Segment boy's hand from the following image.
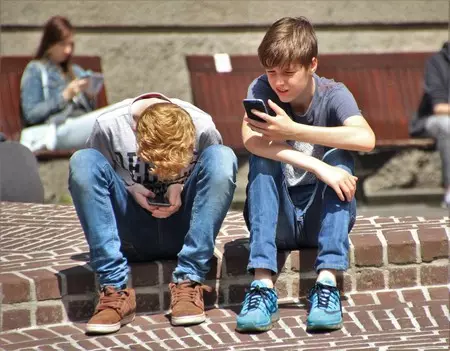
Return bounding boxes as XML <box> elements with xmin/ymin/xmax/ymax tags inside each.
<box><xmin>244</xmin><ymin>99</ymin><xmax>296</xmax><ymax>141</ymax></box>
<box><xmin>149</xmin><ymin>183</ymin><xmax>183</xmax><ymax>219</ymax></box>
<box><xmin>314</xmin><ymin>164</ymin><xmax>358</xmax><ymax>202</ymax></box>
<box><xmin>126</xmin><ymin>183</ymin><xmax>155</xmax><ymax>210</ymax></box>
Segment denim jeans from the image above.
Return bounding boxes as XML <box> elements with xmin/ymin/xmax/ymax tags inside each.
<box><xmin>69</xmin><ymin>145</ymin><xmax>237</xmax><ymax>288</ymax></box>
<box><xmin>425</xmin><ymin>115</ymin><xmax>450</xmax><ymax>187</ymax></box>
<box><xmin>243</xmin><ymin>148</ymin><xmax>356</xmax><ymax>274</ymax></box>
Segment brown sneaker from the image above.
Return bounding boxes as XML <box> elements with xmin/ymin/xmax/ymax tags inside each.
<box><xmin>86</xmin><ymin>286</ymin><xmax>136</xmax><ymax>334</ymax></box>
<box><xmin>169</xmin><ymin>281</ymin><xmax>212</xmax><ymax>326</ymax></box>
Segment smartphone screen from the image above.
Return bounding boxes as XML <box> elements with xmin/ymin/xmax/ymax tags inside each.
<box><xmin>243</xmin><ymin>99</ymin><xmax>268</xmax><ymax>123</ymax></box>
<box><xmin>147</xmin><ymin>193</ymin><xmax>171</xmax><ymax>207</ymax></box>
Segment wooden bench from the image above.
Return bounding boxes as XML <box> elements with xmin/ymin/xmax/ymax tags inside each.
<box><xmin>186</xmin><ymin>52</ymin><xmax>435</xmax><ymax>201</ymax></box>
<box><xmin>0</xmin><ymin>56</ymin><xmax>108</xmax><ymax>160</ymax></box>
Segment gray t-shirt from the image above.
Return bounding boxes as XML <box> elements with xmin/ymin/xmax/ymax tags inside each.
<box><xmin>247</xmin><ymin>74</ymin><xmax>361</xmax><ymax>187</ymax></box>
<box><xmin>87</xmin><ymin>92</ymin><xmax>222</xmax><ymax>192</ymax></box>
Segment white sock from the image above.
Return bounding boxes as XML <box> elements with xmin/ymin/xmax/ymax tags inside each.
<box><xmin>317</xmin><ymin>270</ymin><xmax>337</xmax><ymax>286</ymax></box>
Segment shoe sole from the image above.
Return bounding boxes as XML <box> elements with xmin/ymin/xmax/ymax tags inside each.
<box><xmin>306</xmin><ymin>322</ymin><xmax>343</xmax><ymax>332</ymax></box>
<box><xmin>235</xmin><ymin>311</ymin><xmax>280</xmax><ymax>333</ymax></box>
<box><xmin>86</xmin><ymin>313</ymin><xmax>135</xmax><ymax>334</ymax></box>
<box><xmin>171</xmin><ymin>313</ymin><xmax>206</xmax><ymax>326</ymax></box>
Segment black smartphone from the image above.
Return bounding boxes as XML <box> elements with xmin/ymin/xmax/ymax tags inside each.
<box><xmin>243</xmin><ymin>99</ymin><xmax>268</xmax><ymax>123</ymax></box>
<box><xmin>147</xmin><ymin>193</ymin><xmax>171</xmax><ymax>207</ymax></box>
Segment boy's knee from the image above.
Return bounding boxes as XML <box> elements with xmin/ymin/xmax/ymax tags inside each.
<box><xmin>201</xmin><ymin>145</ymin><xmax>237</xmax><ymax>179</ymax></box>
<box><xmin>322</xmin><ymin>149</ymin><xmax>355</xmax><ymax>174</ymax></box>
<box><xmin>249</xmin><ymin>154</ymin><xmax>280</xmax><ymax>175</ymax></box>
<box><xmin>69</xmin><ymin>149</ymin><xmax>105</xmax><ymax>184</ymax></box>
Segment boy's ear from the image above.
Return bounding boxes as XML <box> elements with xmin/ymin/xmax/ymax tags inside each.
<box><xmin>310</xmin><ymin>57</ymin><xmax>318</xmax><ymax>73</ymax></box>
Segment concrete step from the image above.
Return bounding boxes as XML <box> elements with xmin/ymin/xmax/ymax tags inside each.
<box><xmin>0</xmin><ymin>202</ymin><xmax>448</xmax><ymax>332</ymax></box>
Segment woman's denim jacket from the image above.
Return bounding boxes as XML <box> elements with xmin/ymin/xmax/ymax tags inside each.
<box><xmin>20</xmin><ymin>59</ymin><xmax>94</xmax><ymax>126</ymax></box>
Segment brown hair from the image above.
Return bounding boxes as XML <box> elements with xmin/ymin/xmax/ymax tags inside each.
<box><xmin>35</xmin><ymin>16</ymin><xmax>74</xmax><ymax>77</ymax></box>
<box><xmin>136</xmin><ymin>102</ymin><xmax>196</xmax><ymax>181</ymax></box>
<box><xmin>258</xmin><ymin>16</ymin><xmax>318</xmax><ymax>69</ymax></box>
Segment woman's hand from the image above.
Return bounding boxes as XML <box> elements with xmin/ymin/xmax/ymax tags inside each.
<box><xmin>62</xmin><ymin>78</ymin><xmax>88</xmax><ymax>101</ymax></box>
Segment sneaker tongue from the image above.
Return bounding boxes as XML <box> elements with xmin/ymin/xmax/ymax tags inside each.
<box><xmin>251</xmin><ymin>280</ymin><xmax>269</xmax><ymax>288</ymax></box>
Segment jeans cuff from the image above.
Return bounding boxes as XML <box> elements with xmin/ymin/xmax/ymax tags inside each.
<box><xmin>172</xmin><ymin>272</ymin><xmax>204</xmax><ymax>284</ymax></box>
<box><xmin>315</xmin><ymin>263</ymin><xmax>348</xmax><ymax>272</ymax></box>
<box><xmin>247</xmin><ymin>262</ymin><xmax>278</xmax><ymax>275</ymax></box>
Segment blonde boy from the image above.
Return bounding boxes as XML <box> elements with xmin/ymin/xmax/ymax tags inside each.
<box><xmin>69</xmin><ymin>93</ymin><xmax>237</xmax><ymax>334</ymax></box>
<box><xmin>236</xmin><ymin>17</ymin><xmax>375</xmax><ymax>332</ymax></box>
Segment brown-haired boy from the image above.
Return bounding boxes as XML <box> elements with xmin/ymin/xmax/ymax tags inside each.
<box><xmin>69</xmin><ymin>93</ymin><xmax>237</xmax><ymax>334</ymax></box>
<box><xmin>236</xmin><ymin>17</ymin><xmax>375</xmax><ymax>332</ymax></box>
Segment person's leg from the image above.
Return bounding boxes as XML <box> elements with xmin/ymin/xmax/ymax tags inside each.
<box><xmin>425</xmin><ymin>115</ymin><xmax>450</xmax><ymax>206</ymax></box>
<box><xmin>161</xmin><ymin>145</ymin><xmax>237</xmax><ymax>325</ymax></box>
<box><xmin>301</xmin><ymin>148</ymin><xmax>356</xmax><ymax>331</ymax></box>
<box><xmin>69</xmin><ymin>148</ymin><xmax>162</xmax><ymax>334</ymax></box>
<box><xmin>56</xmin><ymin>101</ymin><xmax>128</xmax><ymax>150</ymax></box>
<box><xmin>237</xmin><ymin>154</ymin><xmax>300</xmax><ymax>332</ymax></box>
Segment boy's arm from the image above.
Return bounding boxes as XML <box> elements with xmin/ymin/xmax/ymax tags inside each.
<box><xmin>247</xmin><ymin>98</ymin><xmax>375</xmax><ymax>152</ymax></box>
<box><xmin>242</xmin><ymin>119</ymin><xmax>357</xmax><ymax>201</ymax></box>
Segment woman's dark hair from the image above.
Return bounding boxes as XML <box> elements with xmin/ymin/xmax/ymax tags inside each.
<box><xmin>35</xmin><ymin>16</ymin><xmax>74</xmax><ymax>74</ymax></box>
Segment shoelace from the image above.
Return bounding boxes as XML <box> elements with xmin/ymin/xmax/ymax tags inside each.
<box><xmin>308</xmin><ymin>283</ymin><xmax>340</xmax><ymax>310</ymax></box>
<box><xmin>97</xmin><ymin>287</ymin><xmax>129</xmax><ymax>313</ymax></box>
<box><xmin>170</xmin><ymin>282</ymin><xmax>212</xmax><ymax>306</ymax></box>
<box><xmin>243</xmin><ymin>286</ymin><xmax>274</xmax><ymax>313</ymax></box>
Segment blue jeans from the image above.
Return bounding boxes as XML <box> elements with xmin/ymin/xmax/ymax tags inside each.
<box><xmin>69</xmin><ymin>145</ymin><xmax>237</xmax><ymax>288</ymax></box>
<box><xmin>243</xmin><ymin>148</ymin><xmax>356</xmax><ymax>274</ymax></box>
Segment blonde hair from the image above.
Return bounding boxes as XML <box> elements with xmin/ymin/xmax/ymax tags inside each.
<box><xmin>258</xmin><ymin>16</ymin><xmax>318</xmax><ymax>69</ymax></box>
<box><xmin>136</xmin><ymin>102</ymin><xmax>196</xmax><ymax>180</ymax></box>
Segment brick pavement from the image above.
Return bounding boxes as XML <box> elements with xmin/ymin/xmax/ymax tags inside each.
<box><xmin>0</xmin><ymin>202</ymin><xmax>449</xmax><ymax>348</ymax></box>
<box><xmin>0</xmin><ymin>285</ymin><xmax>448</xmax><ymax>350</ymax></box>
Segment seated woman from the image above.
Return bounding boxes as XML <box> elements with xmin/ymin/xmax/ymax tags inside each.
<box><xmin>20</xmin><ymin>15</ymin><xmax>107</xmax><ymax>152</ymax></box>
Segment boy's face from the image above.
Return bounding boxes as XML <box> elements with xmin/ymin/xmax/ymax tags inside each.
<box><xmin>265</xmin><ymin>59</ymin><xmax>316</xmax><ymax>104</ymax></box>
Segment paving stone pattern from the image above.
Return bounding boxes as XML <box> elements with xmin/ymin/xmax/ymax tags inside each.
<box><xmin>0</xmin><ymin>202</ymin><xmax>449</xmax><ymax>349</ymax></box>
<box><xmin>0</xmin><ymin>286</ymin><xmax>448</xmax><ymax>350</ymax></box>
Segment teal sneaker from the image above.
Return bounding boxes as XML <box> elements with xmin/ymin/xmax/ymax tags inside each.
<box><xmin>306</xmin><ymin>278</ymin><xmax>343</xmax><ymax>332</ymax></box>
<box><xmin>236</xmin><ymin>280</ymin><xmax>279</xmax><ymax>332</ymax></box>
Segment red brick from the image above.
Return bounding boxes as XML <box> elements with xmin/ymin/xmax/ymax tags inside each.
<box><xmin>67</xmin><ymin>299</ymin><xmax>95</xmax><ymax>321</ymax></box>
<box><xmin>376</xmin><ymin>291</ymin><xmax>402</xmax><ymax>308</ymax></box>
<box><xmin>136</xmin><ymin>293</ymin><xmax>160</xmax><ymax>313</ymax></box>
<box><xmin>356</xmin><ymin>269</ymin><xmax>385</xmax><ymax>291</ymax></box>
<box><xmin>351</xmin><ymin>234</ymin><xmax>383</xmax><ymax>267</ymax></box>
<box><xmin>420</xmin><ymin>265</ymin><xmax>449</xmax><ymax>285</ymax></box>
<box><xmin>417</xmin><ymin>227</ymin><xmax>448</xmax><ymax>262</ymax></box>
<box><xmin>290</xmin><ymin>249</ymin><xmax>317</xmax><ymax>272</ymax></box>
<box><xmin>2</xmin><ymin>309</ymin><xmax>31</xmax><ymax>331</ymax></box>
<box><xmin>0</xmin><ymin>273</ymin><xmax>30</xmax><ymax>303</ymax></box>
<box><xmin>58</xmin><ymin>266</ymin><xmax>96</xmax><ymax>294</ymax></box>
<box><xmin>36</xmin><ymin>305</ymin><xmax>64</xmax><ymax>325</ymax></box>
<box><xmin>223</xmin><ymin>241</ymin><xmax>249</xmax><ymax>276</ymax></box>
<box><xmin>351</xmin><ymin>293</ymin><xmax>376</xmax><ymax>306</ymax></box>
<box><xmin>383</xmin><ymin>230</ymin><xmax>417</xmax><ymax>264</ymax></box>
<box><xmin>428</xmin><ymin>286</ymin><xmax>449</xmax><ymax>300</ymax></box>
<box><xmin>388</xmin><ymin>267</ymin><xmax>417</xmax><ymax>288</ymax></box>
<box><xmin>401</xmin><ymin>288</ymin><xmax>426</xmax><ymax>302</ymax></box>
<box><xmin>205</xmin><ymin>255</ymin><xmax>220</xmax><ymax>279</ymax></box>
<box><xmin>130</xmin><ymin>262</ymin><xmax>159</xmax><ymax>287</ymax></box>
<box><xmin>162</xmin><ymin>260</ymin><xmax>177</xmax><ymax>284</ymax></box>
<box><xmin>23</xmin><ymin>269</ymin><xmax>61</xmax><ymax>301</ymax></box>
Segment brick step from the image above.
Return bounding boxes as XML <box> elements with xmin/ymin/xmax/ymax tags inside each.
<box><xmin>0</xmin><ymin>202</ymin><xmax>448</xmax><ymax>332</ymax></box>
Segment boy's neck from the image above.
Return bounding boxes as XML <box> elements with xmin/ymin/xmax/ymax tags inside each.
<box><xmin>290</xmin><ymin>75</ymin><xmax>315</xmax><ymax>115</ymax></box>
<box><xmin>131</xmin><ymin>97</ymin><xmax>166</xmax><ymax>119</ymax></box>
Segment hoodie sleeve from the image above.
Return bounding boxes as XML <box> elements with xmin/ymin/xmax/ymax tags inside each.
<box><xmin>424</xmin><ymin>54</ymin><xmax>449</xmax><ymax>106</ymax></box>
